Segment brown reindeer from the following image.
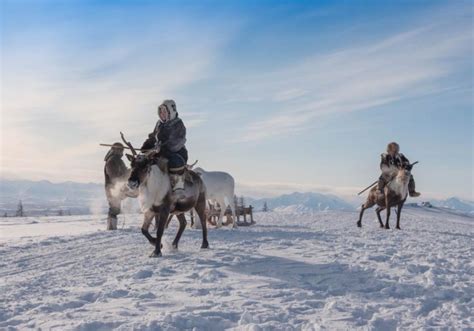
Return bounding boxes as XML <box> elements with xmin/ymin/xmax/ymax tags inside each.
<box><xmin>357</xmin><ymin>163</ymin><xmax>416</xmax><ymax>230</ymax></box>
<box><xmin>121</xmin><ymin>133</ymin><xmax>209</xmax><ymax>257</ymax></box>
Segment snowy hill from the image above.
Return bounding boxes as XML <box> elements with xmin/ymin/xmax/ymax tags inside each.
<box><xmin>247</xmin><ymin>191</ymin><xmax>355</xmax><ymax>212</ymax></box>
<box><xmin>1</xmin><ymin>208</ymin><xmax>472</xmax><ymax>329</ymax></box>
<box><xmin>431</xmin><ymin>197</ymin><xmax>474</xmax><ymax>215</ymax></box>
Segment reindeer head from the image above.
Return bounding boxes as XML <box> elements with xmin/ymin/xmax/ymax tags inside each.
<box><xmin>119</xmin><ymin>132</ymin><xmax>151</xmax><ymax>189</ymax></box>
<box><xmin>396</xmin><ymin>163</ymin><xmax>412</xmax><ymax>182</ymax></box>
<box><xmin>127</xmin><ymin>153</ymin><xmax>151</xmax><ymax>189</ymax></box>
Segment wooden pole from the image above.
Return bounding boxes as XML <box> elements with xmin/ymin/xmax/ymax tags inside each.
<box><xmin>357</xmin><ymin>180</ymin><xmax>378</xmax><ymax>196</ymax></box>
<box><xmin>357</xmin><ymin>161</ymin><xmax>419</xmax><ymax>196</ymax></box>
<box><xmin>99</xmin><ymin>144</ymin><xmax>147</xmax><ymax>152</ymax></box>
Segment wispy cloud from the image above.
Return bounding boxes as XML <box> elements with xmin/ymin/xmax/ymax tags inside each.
<box><xmin>181</xmin><ymin>112</ymin><xmax>209</xmax><ymax>129</ymax></box>
<box><xmin>1</xmin><ymin>10</ymin><xmax>234</xmax><ymax>181</ymax></box>
<box><xmin>233</xmin><ymin>11</ymin><xmax>471</xmax><ymax>141</ymax></box>
<box><xmin>1</xmin><ymin>1</ymin><xmax>471</xmax><ymax>202</ymax></box>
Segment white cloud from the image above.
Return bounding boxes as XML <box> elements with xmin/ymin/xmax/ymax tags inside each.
<box><xmin>180</xmin><ymin>111</ymin><xmax>209</xmax><ymax>129</ymax></box>
<box><xmin>1</xmin><ymin>10</ymin><xmax>237</xmax><ymax>182</ymax></box>
<box><xmin>272</xmin><ymin>88</ymin><xmax>308</xmax><ymax>102</ymax></box>
<box><xmin>233</xmin><ymin>9</ymin><xmax>472</xmax><ymax>141</ymax></box>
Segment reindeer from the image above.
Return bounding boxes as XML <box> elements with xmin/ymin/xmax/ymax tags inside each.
<box><xmin>120</xmin><ymin>133</ymin><xmax>209</xmax><ymax>257</ymax></box>
<box><xmin>357</xmin><ymin>163</ymin><xmax>416</xmax><ymax>230</ymax></box>
<box><xmin>193</xmin><ymin>167</ymin><xmax>237</xmax><ymax>228</ymax></box>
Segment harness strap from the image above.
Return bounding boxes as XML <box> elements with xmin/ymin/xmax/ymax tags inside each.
<box><xmin>169</xmin><ymin>166</ymin><xmax>185</xmax><ymax>172</ymax></box>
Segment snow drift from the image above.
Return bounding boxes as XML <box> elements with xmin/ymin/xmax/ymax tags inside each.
<box><xmin>1</xmin><ymin>207</ymin><xmax>472</xmax><ymax>330</ymax></box>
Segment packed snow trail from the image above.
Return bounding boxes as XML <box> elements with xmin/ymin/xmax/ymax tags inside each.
<box><xmin>1</xmin><ymin>209</ymin><xmax>472</xmax><ymax>330</ymax></box>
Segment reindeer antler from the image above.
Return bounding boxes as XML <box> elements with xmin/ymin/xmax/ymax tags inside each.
<box><xmin>120</xmin><ymin>132</ymin><xmax>138</xmax><ymax>156</ymax></box>
<box><xmin>189</xmin><ymin>160</ymin><xmax>198</xmax><ymax>169</ymax></box>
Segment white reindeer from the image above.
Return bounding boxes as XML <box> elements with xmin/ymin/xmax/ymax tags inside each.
<box><xmin>193</xmin><ymin>167</ymin><xmax>237</xmax><ymax>228</ymax></box>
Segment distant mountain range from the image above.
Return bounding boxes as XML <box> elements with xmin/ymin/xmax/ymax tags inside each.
<box><xmin>0</xmin><ymin>179</ymin><xmax>103</xmax><ymax>201</ymax></box>
<box><xmin>1</xmin><ymin>178</ymin><xmax>472</xmax><ymax>217</ymax></box>
<box><xmin>0</xmin><ymin>179</ymin><xmax>106</xmax><ymax>216</ymax></box>
<box><xmin>430</xmin><ymin>197</ymin><xmax>474</xmax><ymax>215</ymax></box>
<box><xmin>247</xmin><ymin>192</ymin><xmax>473</xmax><ymax>216</ymax></box>
<box><xmin>246</xmin><ymin>192</ymin><xmax>355</xmax><ymax>212</ymax></box>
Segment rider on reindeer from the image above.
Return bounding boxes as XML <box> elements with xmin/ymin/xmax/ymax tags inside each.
<box><xmin>378</xmin><ymin>142</ymin><xmax>420</xmax><ymax>197</ymax></box>
<box><xmin>139</xmin><ymin>99</ymin><xmax>188</xmax><ymax>193</ymax></box>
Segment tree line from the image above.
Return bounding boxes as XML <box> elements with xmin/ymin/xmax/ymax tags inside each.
<box><xmin>1</xmin><ymin>200</ymin><xmax>72</xmax><ymax>217</ymax></box>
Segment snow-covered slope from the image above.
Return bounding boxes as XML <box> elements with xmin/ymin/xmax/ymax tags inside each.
<box><xmin>431</xmin><ymin>197</ymin><xmax>474</xmax><ymax>216</ymax></box>
<box><xmin>248</xmin><ymin>192</ymin><xmax>355</xmax><ymax>212</ymax></box>
<box><xmin>1</xmin><ymin>208</ymin><xmax>472</xmax><ymax>330</ymax></box>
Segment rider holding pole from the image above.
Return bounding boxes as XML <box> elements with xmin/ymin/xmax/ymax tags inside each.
<box><xmin>378</xmin><ymin>142</ymin><xmax>420</xmax><ymax>197</ymax></box>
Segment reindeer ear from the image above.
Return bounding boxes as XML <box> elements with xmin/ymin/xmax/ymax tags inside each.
<box><xmin>126</xmin><ymin>154</ymin><xmax>134</xmax><ymax>162</ymax></box>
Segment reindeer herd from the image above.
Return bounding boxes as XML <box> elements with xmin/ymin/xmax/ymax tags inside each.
<box><xmin>117</xmin><ymin>133</ymin><xmax>417</xmax><ymax>257</ymax></box>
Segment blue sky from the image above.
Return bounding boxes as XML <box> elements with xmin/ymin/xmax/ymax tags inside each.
<box><xmin>1</xmin><ymin>0</ymin><xmax>472</xmax><ymax>200</ymax></box>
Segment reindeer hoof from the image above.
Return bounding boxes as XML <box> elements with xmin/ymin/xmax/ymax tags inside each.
<box><xmin>356</xmin><ymin>221</ymin><xmax>362</xmax><ymax>228</ymax></box>
<box><xmin>385</xmin><ymin>225</ymin><xmax>390</xmax><ymax>230</ymax></box>
<box><xmin>149</xmin><ymin>251</ymin><xmax>162</xmax><ymax>258</ymax></box>
<box><xmin>396</xmin><ymin>226</ymin><xmax>401</xmax><ymax>230</ymax></box>
<box><xmin>201</xmin><ymin>242</ymin><xmax>209</xmax><ymax>249</ymax></box>
<box><xmin>172</xmin><ymin>243</ymin><xmax>178</xmax><ymax>249</ymax></box>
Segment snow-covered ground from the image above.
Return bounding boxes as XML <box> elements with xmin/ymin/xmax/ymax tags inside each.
<box><xmin>1</xmin><ymin>208</ymin><xmax>473</xmax><ymax>330</ymax></box>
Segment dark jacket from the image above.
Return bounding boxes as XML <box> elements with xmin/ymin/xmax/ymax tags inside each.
<box><xmin>104</xmin><ymin>154</ymin><xmax>128</xmax><ymax>187</ymax></box>
<box><xmin>380</xmin><ymin>153</ymin><xmax>410</xmax><ymax>171</ymax></box>
<box><xmin>141</xmin><ymin>118</ymin><xmax>187</xmax><ymax>154</ymax></box>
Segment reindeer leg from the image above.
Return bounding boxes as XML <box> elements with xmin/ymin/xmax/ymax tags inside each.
<box><xmin>358</xmin><ymin>198</ymin><xmax>376</xmax><ymax>227</ymax></box>
<box><xmin>376</xmin><ymin>207</ymin><xmax>385</xmax><ymax>228</ymax></box>
<box><xmin>196</xmin><ymin>192</ymin><xmax>209</xmax><ymax>249</ymax></box>
<box><xmin>384</xmin><ymin>192</ymin><xmax>391</xmax><ymax>229</ymax></box>
<box><xmin>150</xmin><ymin>205</ymin><xmax>170</xmax><ymax>257</ymax></box>
<box><xmin>385</xmin><ymin>208</ymin><xmax>391</xmax><ymax>229</ymax></box>
<box><xmin>215</xmin><ymin>198</ymin><xmax>225</xmax><ymax>228</ymax></box>
<box><xmin>396</xmin><ymin>202</ymin><xmax>404</xmax><ymax>230</ymax></box>
<box><xmin>357</xmin><ymin>204</ymin><xmax>366</xmax><ymax>227</ymax></box>
<box><xmin>190</xmin><ymin>209</ymin><xmax>195</xmax><ymax>228</ymax></box>
<box><xmin>141</xmin><ymin>210</ymin><xmax>156</xmax><ymax>245</ymax></box>
<box><xmin>165</xmin><ymin>214</ymin><xmax>173</xmax><ymax>229</ymax></box>
<box><xmin>229</xmin><ymin>197</ymin><xmax>238</xmax><ymax>228</ymax></box>
<box><xmin>172</xmin><ymin>214</ymin><xmax>187</xmax><ymax>249</ymax></box>
<box><xmin>385</xmin><ymin>209</ymin><xmax>391</xmax><ymax>229</ymax></box>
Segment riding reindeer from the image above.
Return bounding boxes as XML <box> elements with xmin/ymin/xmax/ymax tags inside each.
<box><xmin>357</xmin><ymin>162</ymin><xmax>417</xmax><ymax>230</ymax></box>
<box><xmin>120</xmin><ymin>133</ymin><xmax>209</xmax><ymax>257</ymax></box>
